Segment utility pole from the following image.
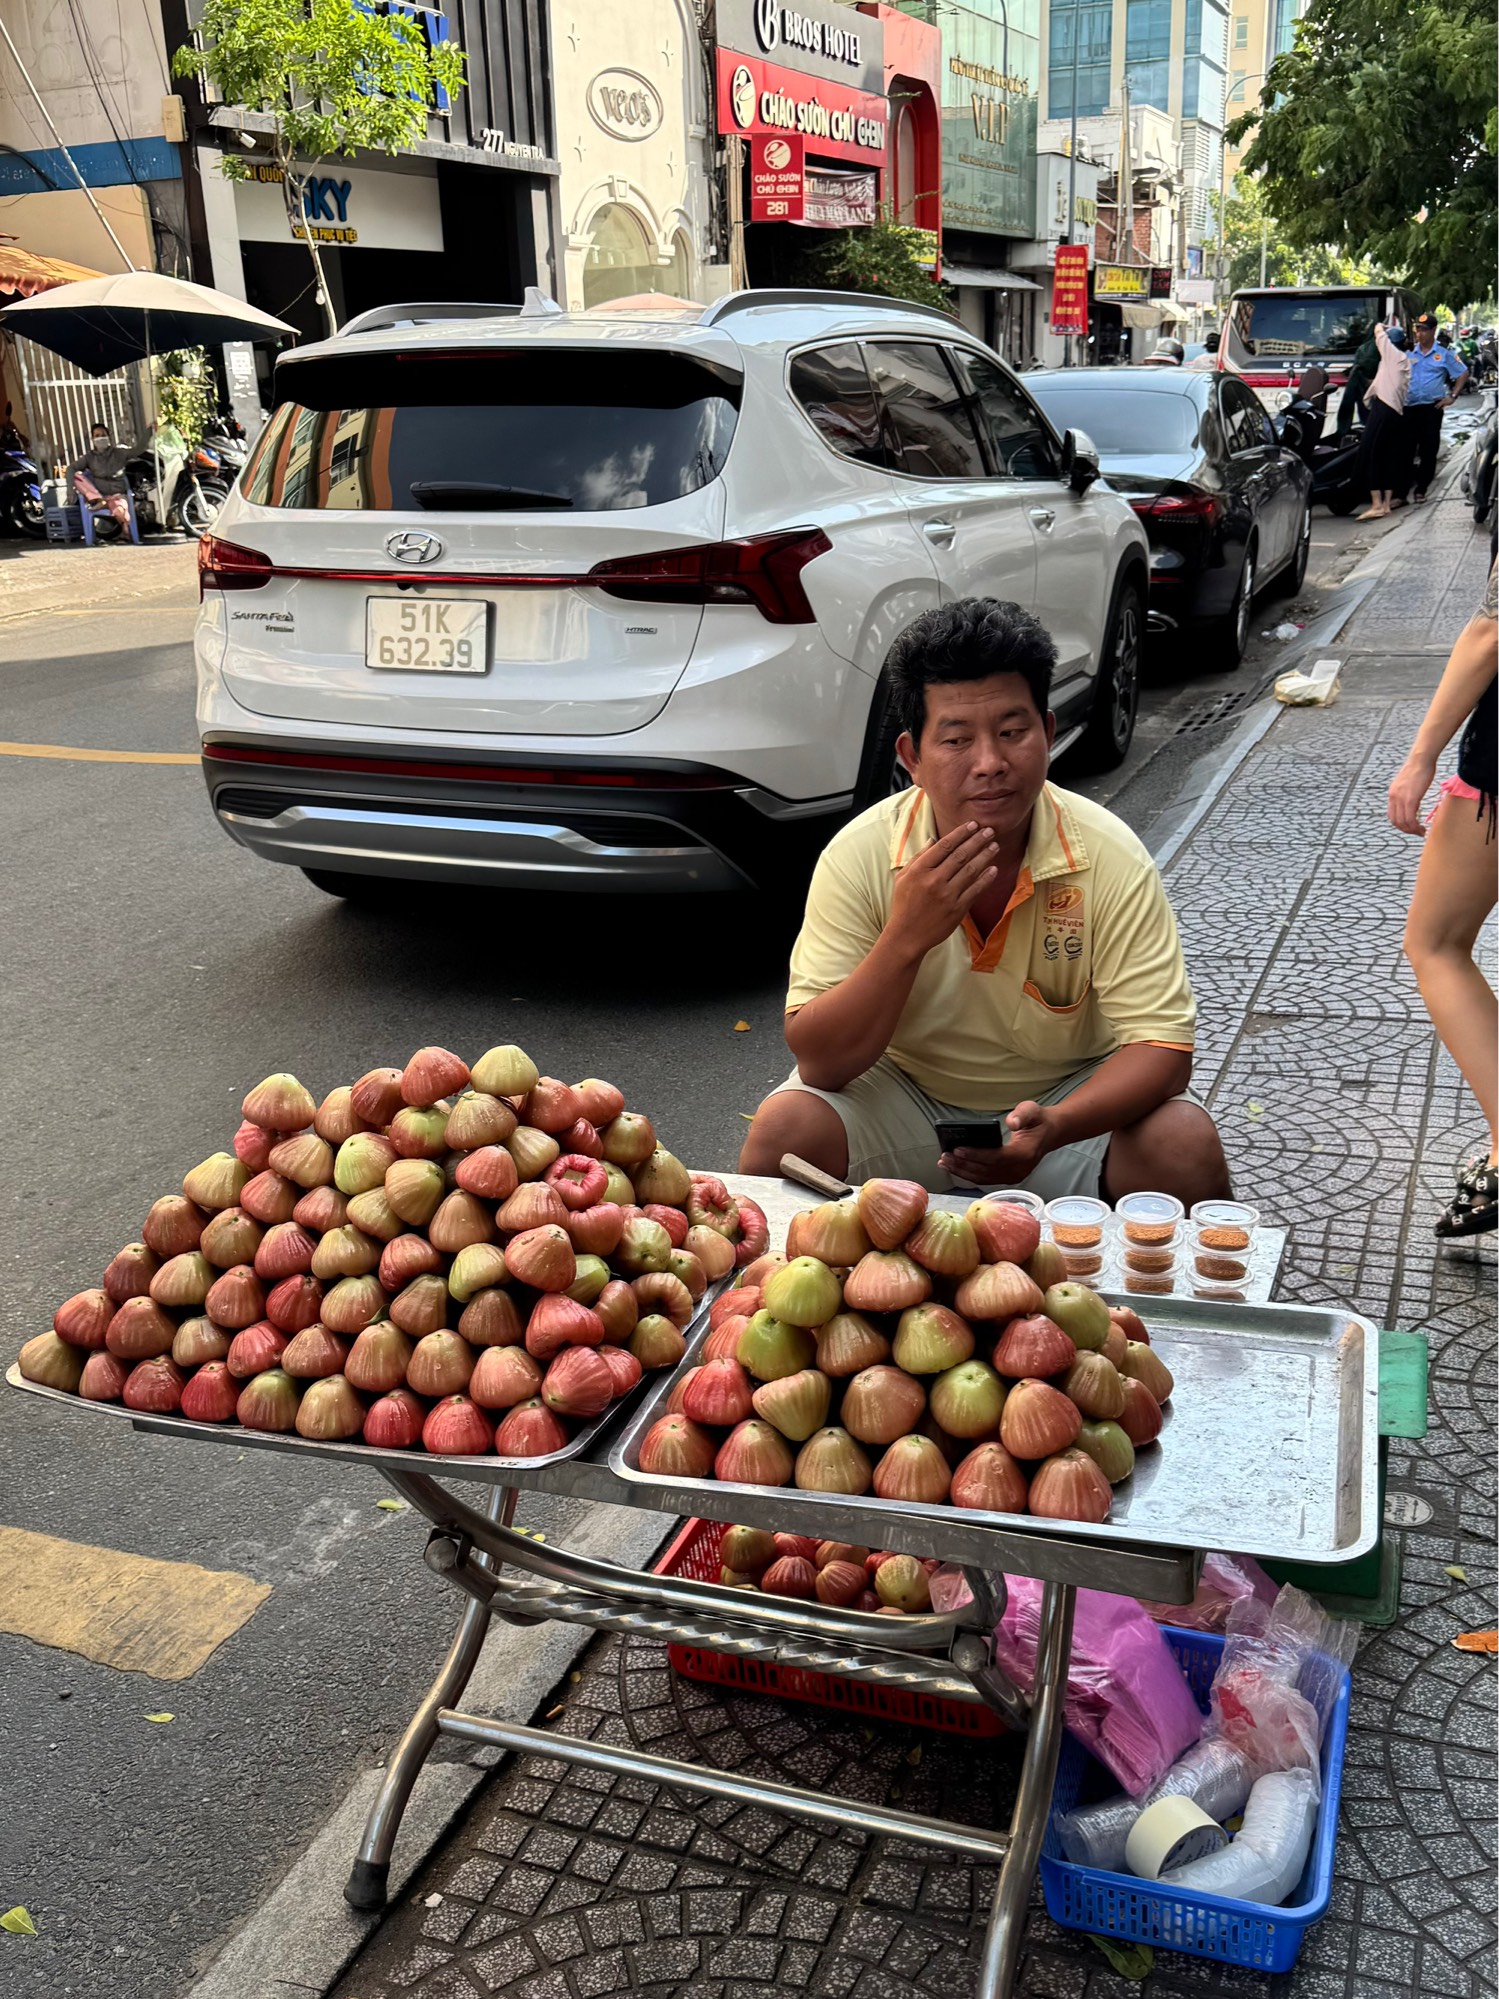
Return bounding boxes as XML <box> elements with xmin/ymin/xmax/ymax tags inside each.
<box><xmin>726</xmin><ymin>136</ymin><xmax>747</xmax><ymax>290</ymax></box>
<box><xmin>1259</xmin><ymin>210</ymin><xmax>1268</xmax><ymax>285</ymax></box>
<box><xmin>1120</xmin><ymin>78</ymin><xmax>1132</xmax><ymax>263</ymax></box>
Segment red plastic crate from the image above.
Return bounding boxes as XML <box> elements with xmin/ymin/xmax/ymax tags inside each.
<box><xmin>654</xmin><ymin>1517</ymin><xmax>1005</xmax><ymax>1738</ymax></box>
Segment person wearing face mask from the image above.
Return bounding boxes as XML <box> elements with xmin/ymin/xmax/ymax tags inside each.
<box><xmin>68</xmin><ymin>419</ymin><xmax>136</xmax><ymax>529</ymax></box>
<box><xmin>739</xmin><ymin>599</ymin><xmax>1231</xmax><ymax>1204</ymax></box>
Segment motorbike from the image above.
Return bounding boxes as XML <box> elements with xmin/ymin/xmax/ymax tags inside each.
<box><xmin>1461</xmin><ymin>391</ymin><xmax>1497</xmax><ymax>527</ymax></box>
<box><xmin>88</xmin><ymin>435</ymin><xmax>230</xmax><ymax>540</ymax></box>
<box><xmin>0</xmin><ymin>434</ymin><xmax>45</xmax><ymax>537</ymax></box>
<box><xmin>1275</xmin><ymin>378</ymin><xmax>1365</xmax><ymax>516</ymax></box>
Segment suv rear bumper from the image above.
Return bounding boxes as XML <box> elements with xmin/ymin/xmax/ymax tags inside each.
<box><xmin>201</xmin><ymin>737</ymin><xmax>853</xmax><ymax>894</ymax></box>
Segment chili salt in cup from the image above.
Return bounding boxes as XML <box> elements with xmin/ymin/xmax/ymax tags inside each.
<box><xmin>1124</xmin><ymin>1231</ymin><xmax>1180</xmax><ymax>1275</ymax></box>
<box><xmin>1044</xmin><ymin>1194</ymin><xmax>1110</xmax><ymax>1248</ymax></box>
<box><xmin>1115</xmin><ymin>1190</ymin><xmax>1185</xmax><ymax>1245</ymax></box>
<box><xmin>1123</xmin><ymin>1252</ymin><xmax>1180</xmax><ymax>1297</ymax></box>
<box><xmin>1189</xmin><ymin>1200</ymin><xmax>1260</xmax><ymax>1254</ymax></box>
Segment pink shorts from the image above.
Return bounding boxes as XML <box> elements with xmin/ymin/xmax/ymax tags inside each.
<box><xmin>1428</xmin><ymin>774</ymin><xmax>1486</xmax><ymax>825</ymax></box>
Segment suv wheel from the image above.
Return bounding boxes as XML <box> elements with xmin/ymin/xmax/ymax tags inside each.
<box><xmin>1077</xmin><ymin>578</ymin><xmax>1143</xmax><ymax>771</ymax></box>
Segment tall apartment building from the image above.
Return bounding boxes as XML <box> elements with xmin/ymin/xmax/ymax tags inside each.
<box><xmin>1040</xmin><ymin>0</ymin><xmax>1229</xmax><ymax>252</ymax></box>
<box><xmin>1223</xmin><ymin>0</ymin><xmax>1305</xmax><ymax>176</ymax></box>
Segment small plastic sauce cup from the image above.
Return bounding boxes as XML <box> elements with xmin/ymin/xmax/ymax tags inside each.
<box><xmin>1044</xmin><ymin>1194</ymin><xmax>1110</xmax><ymax>1248</ymax></box>
<box><xmin>1060</xmin><ymin>1245</ymin><xmax>1105</xmax><ymax>1277</ymax></box>
<box><xmin>1125</xmin><ymin>1235</ymin><xmax>1180</xmax><ymax>1274</ymax></box>
<box><xmin>1115</xmin><ymin>1191</ymin><xmax>1185</xmax><ymax>1245</ymax></box>
<box><xmin>1189</xmin><ymin>1200</ymin><xmax>1259</xmax><ymax>1255</ymax></box>
<box><xmin>1123</xmin><ymin>1251</ymin><xmax>1180</xmax><ymax>1296</ymax></box>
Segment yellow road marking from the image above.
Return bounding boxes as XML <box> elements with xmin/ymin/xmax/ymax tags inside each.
<box><xmin>0</xmin><ymin>741</ymin><xmax>197</xmax><ymax>764</ymax></box>
<box><xmin>0</xmin><ymin>1526</ymin><xmax>270</xmax><ymax>1681</ymax></box>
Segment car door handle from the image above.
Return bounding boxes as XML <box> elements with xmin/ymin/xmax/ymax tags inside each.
<box><xmin>1029</xmin><ymin>507</ymin><xmax>1056</xmax><ymax>529</ymax></box>
<box><xmin>921</xmin><ymin>518</ymin><xmax>956</xmax><ymax>545</ymax></box>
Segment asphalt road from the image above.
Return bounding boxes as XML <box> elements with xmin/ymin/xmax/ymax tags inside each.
<box><xmin>0</xmin><ymin>494</ymin><xmax>1420</xmax><ymax>1998</ymax></box>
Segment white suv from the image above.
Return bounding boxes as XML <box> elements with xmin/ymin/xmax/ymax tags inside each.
<box><xmin>196</xmin><ymin>289</ymin><xmax>1148</xmax><ymax>897</ymax></box>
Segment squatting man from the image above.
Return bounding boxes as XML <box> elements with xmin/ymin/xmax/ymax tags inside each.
<box><xmin>740</xmin><ymin>598</ymin><xmax>1232</xmax><ymax>1205</ymax></box>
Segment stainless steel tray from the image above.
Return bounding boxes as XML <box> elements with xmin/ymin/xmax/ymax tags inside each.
<box><xmin>609</xmin><ymin>1293</ymin><xmax>1381</xmax><ymax>1568</ymax></box>
<box><xmin>5</xmin><ymin>1284</ymin><xmax>721</xmax><ymax>1485</ymax></box>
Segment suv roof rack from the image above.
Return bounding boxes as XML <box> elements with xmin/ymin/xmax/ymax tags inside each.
<box><xmin>336</xmin><ymin>301</ymin><xmax>522</xmax><ymax>337</ymax></box>
<box><xmin>701</xmin><ymin>287</ymin><xmax>955</xmax><ymax>329</ymax></box>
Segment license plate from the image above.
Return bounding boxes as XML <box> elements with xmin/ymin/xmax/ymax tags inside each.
<box><xmin>365</xmin><ymin>597</ymin><xmax>487</xmax><ymax>674</ymax></box>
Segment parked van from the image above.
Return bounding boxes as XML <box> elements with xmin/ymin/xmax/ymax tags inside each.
<box><xmin>1220</xmin><ymin>283</ymin><xmax>1421</xmax><ymax>411</ymax></box>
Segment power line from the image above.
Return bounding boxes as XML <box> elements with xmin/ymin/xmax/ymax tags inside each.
<box><xmin>0</xmin><ymin>14</ymin><xmax>135</xmax><ymax>268</ymax></box>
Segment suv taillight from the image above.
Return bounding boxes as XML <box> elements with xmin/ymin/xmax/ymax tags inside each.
<box><xmin>199</xmin><ymin>535</ymin><xmax>273</xmax><ymax>593</ymax></box>
<box><xmin>587</xmin><ymin>528</ymin><xmax>831</xmax><ymax>624</ymax></box>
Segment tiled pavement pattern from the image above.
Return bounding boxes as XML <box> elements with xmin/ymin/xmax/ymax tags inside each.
<box><xmin>335</xmin><ymin>494</ymin><xmax>1496</xmax><ymax>1999</ymax></box>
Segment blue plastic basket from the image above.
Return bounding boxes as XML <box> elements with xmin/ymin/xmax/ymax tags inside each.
<box><xmin>1039</xmin><ymin>1627</ymin><xmax>1351</xmax><ymax>1974</ymax></box>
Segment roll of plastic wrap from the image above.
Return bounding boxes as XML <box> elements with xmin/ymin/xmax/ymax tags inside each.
<box><xmin>1124</xmin><ymin>1795</ymin><xmax>1229</xmax><ymax>1880</ymax></box>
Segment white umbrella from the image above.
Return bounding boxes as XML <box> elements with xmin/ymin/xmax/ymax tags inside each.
<box><xmin>0</xmin><ymin>270</ymin><xmax>294</xmax><ymax>376</ymax></box>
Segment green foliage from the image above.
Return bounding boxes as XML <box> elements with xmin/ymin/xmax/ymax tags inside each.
<box><xmin>154</xmin><ymin>350</ymin><xmax>216</xmax><ymax>448</ymax></box>
<box><xmin>796</xmin><ymin>216</ymin><xmax>954</xmax><ymax>312</ymax></box>
<box><xmin>172</xmin><ymin>0</ymin><xmax>466</xmax><ymax>171</ymax></box>
<box><xmin>1205</xmin><ymin>173</ymin><xmax>1388</xmax><ymax>294</ymax></box>
<box><xmin>1229</xmin><ymin>0</ymin><xmax>1495</xmax><ymax>304</ymax></box>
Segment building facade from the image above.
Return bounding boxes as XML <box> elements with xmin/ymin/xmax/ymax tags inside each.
<box><xmin>1223</xmin><ymin>0</ymin><xmax>1304</xmax><ymax>177</ymax></box>
<box><xmin>1041</xmin><ymin>0</ymin><xmax>1227</xmax><ymax>252</ymax></box>
<box><xmin>551</xmin><ymin>0</ymin><xmax>722</xmax><ymax>307</ymax></box>
<box><xmin>164</xmin><ymin>0</ymin><xmax>560</xmax><ymax>415</ymax></box>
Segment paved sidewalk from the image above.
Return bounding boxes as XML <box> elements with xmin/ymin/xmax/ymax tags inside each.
<box><xmin>0</xmin><ymin>535</ymin><xmax>196</xmax><ymax>622</ymax></box>
<box><xmin>331</xmin><ymin>490</ymin><xmax>1496</xmax><ymax>1999</ymax></box>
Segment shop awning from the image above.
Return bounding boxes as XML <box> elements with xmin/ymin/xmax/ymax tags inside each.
<box><xmin>1119</xmin><ymin>301</ymin><xmax>1166</xmax><ymax>328</ymax></box>
<box><xmin>943</xmin><ymin>264</ymin><xmax>1042</xmax><ymax>292</ymax></box>
<box><xmin>0</xmin><ymin>243</ymin><xmax>105</xmax><ymax>299</ymax></box>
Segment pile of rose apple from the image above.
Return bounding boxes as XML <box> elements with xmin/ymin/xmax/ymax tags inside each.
<box><xmin>638</xmin><ymin>1179</ymin><xmax>1174</xmax><ymax>1524</ymax></box>
<box><xmin>22</xmin><ymin>1047</ymin><xmax>767</xmax><ymax>1458</ymax></box>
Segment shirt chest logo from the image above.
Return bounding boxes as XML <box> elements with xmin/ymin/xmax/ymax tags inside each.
<box><xmin>1042</xmin><ymin>883</ymin><xmax>1085</xmax><ymax>960</ymax></box>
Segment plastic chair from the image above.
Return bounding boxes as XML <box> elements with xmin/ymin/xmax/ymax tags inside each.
<box><xmin>78</xmin><ymin>485</ymin><xmax>140</xmax><ymax>545</ymax></box>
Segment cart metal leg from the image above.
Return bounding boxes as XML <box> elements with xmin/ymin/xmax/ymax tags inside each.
<box><xmin>343</xmin><ymin>1483</ymin><xmax>516</xmax><ymax>1911</ymax></box>
<box><xmin>975</xmin><ymin>1580</ymin><xmax>1077</xmax><ymax>1998</ymax></box>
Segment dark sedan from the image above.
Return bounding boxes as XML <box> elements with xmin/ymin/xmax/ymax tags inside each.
<box><xmin>1026</xmin><ymin>368</ymin><xmax>1313</xmax><ymax>666</ymax></box>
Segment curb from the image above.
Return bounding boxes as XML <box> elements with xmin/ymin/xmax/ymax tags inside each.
<box><xmin>184</xmin><ymin>1501</ymin><xmax>675</xmax><ymax>1999</ymax></box>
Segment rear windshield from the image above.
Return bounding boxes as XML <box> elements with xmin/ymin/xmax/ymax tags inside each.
<box><xmin>1028</xmin><ymin>386</ymin><xmax>1200</xmax><ymax>454</ymax></box>
<box><xmin>1232</xmin><ymin>293</ymin><xmax>1382</xmax><ymax>359</ymax></box>
<box><xmin>242</xmin><ymin>350</ymin><xmax>741</xmax><ymax>512</ymax></box>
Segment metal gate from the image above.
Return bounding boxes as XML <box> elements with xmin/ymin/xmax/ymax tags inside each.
<box><xmin>10</xmin><ymin>337</ymin><xmax>147</xmax><ymax>470</ymax></box>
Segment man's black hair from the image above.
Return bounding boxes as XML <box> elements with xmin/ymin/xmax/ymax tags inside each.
<box><xmin>887</xmin><ymin>598</ymin><xmax>1056</xmax><ymax>744</ymax></box>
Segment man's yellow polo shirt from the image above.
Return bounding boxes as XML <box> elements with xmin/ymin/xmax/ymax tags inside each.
<box><xmin>786</xmin><ymin>784</ymin><xmax>1197</xmax><ymax>1110</ymax></box>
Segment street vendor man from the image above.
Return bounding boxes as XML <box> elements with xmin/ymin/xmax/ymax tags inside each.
<box><xmin>739</xmin><ymin>598</ymin><xmax>1232</xmax><ymax>1204</ymax></box>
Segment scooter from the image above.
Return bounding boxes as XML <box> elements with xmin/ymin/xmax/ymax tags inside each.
<box><xmin>1275</xmin><ymin>380</ymin><xmax>1366</xmax><ymax>516</ymax></box>
<box><xmin>1461</xmin><ymin>392</ymin><xmax>1497</xmax><ymax>526</ymax></box>
<box><xmin>0</xmin><ymin>437</ymin><xmax>45</xmax><ymax>537</ymax></box>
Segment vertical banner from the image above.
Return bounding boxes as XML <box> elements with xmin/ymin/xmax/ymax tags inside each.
<box><xmin>749</xmin><ymin>133</ymin><xmax>806</xmax><ymax>221</ymax></box>
<box><xmin>1051</xmin><ymin>243</ymin><xmax>1089</xmax><ymax>334</ymax></box>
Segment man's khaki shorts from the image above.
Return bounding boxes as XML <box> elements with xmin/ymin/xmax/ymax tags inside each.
<box><xmin>768</xmin><ymin>1054</ymin><xmax>1199</xmax><ymax>1200</ymax></box>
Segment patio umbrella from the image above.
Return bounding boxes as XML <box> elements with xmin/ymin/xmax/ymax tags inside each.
<box><xmin>0</xmin><ymin>244</ymin><xmax>105</xmax><ymax>300</ymax></box>
<box><xmin>0</xmin><ymin>270</ymin><xmax>295</xmax><ymax>376</ymax></box>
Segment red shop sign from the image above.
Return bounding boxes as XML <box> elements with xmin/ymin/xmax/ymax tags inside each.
<box><xmin>1051</xmin><ymin>244</ymin><xmax>1090</xmax><ymax>335</ymax></box>
<box><xmin>750</xmin><ymin>133</ymin><xmax>806</xmax><ymax>222</ymax></box>
<box><xmin>716</xmin><ymin>47</ymin><xmax>888</xmax><ymax>170</ymax></box>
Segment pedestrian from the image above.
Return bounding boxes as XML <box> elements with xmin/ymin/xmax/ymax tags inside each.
<box><xmin>1335</xmin><ymin>326</ymin><xmax>1378</xmax><ymax>440</ymax></box>
<box><xmin>1403</xmin><ymin>312</ymin><xmax>1469</xmax><ymax>504</ymax></box>
<box><xmin>1358</xmin><ymin>322</ymin><xmax>1410</xmax><ymax>519</ymax></box>
<box><xmin>67</xmin><ymin>418</ymin><xmax>135</xmax><ymax>529</ymax></box>
<box><xmin>1388</xmin><ymin>557</ymin><xmax>1498</xmax><ymax>1237</ymax></box>
<box><xmin>738</xmin><ymin>597</ymin><xmax>1232</xmax><ymax>1205</ymax></box>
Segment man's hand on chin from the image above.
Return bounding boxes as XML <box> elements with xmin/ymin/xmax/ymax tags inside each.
<box><xmin>940</xmin><ymin>1101</ymin><xmax>1058</xmax><ymax>1188</ymax></box>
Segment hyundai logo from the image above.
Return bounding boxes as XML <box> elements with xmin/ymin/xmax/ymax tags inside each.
<box><xmin>386</xmin><ymin>530</ymin><xmax>443</xmax><ymax>564</ymax></box>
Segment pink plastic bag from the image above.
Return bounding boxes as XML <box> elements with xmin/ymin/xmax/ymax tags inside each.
<box><xmin>993</xmin><ymin>1578</ymin><xmax>1204</xmax><ymax>1795</ymax></box>
<box><xmin>1138</xmin><ymin>1552</ymin><xmax>1279</xmax><ymax>1634</ymax></box>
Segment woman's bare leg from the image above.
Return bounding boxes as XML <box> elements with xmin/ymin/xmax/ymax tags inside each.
<box><xmin>1403</xmin><ymin>794</ymin><xmax>1499</xmax><ymax>1161</ymax></box>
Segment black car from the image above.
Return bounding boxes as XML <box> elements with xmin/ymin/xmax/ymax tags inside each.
<box><xmin>1026</xmin><ymin>368</ymin><xmax>1313</xmax><ymax>667</ymax></box>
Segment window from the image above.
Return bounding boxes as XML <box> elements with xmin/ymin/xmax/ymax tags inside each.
<box><xmin>1228</xmin><ymin>69</ymin><xmax>1246</xmax><ymax>99</ymax></box>
<box><xmin>582</xmin><ymin>204</ymin><xmax>692</xmax><ymax>308</ymax></box>
<box><xmin>864</xmin><ymin>343</ymin><xmax>987</xmax><ymax>479</ymax></box>
<box><xmin>1219</xmin><ymin>380</ymin><xmax>1267</xmax><ymax>453</ymax></box>
<box><xmin>1048</xmin><ymin>0</ymin><xmax>1112</xmax><ymax>118</ymax></box>
<box><xmin>949</xmin><ymin>350</ymin><xmax>1060</xmax><ymax>480</ymax></box>
<box><xmin>245</xmin><ymin>351</ymin><xmax>741</xmax><ymax>512</ymax></box>
<box><xmin>1233</xmin><ymin>12</ymin><xmax>1249</xmax><ymax>44</ymax></box>
<box><xmin>788</xmin><ymin>345</ymin><xmax>894</xmax><ymax>470</ymax></box>
<box><xmin>1028</xmin><ymin>385</ymin><xmax>1201</xmax><ymax>454</ymax></box>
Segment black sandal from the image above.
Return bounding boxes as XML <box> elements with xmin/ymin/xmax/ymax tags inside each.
<box><xmin>1435</xmin><ymin>1154</ymin><xmax>1498</xmax><ymax>1238</ymax></box>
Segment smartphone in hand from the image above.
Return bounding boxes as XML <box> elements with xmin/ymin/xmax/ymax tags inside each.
<box><xmin>934</xmin><ymin>1118</ymin><xmax>1006</xmax><ymax>1155</ymax></box>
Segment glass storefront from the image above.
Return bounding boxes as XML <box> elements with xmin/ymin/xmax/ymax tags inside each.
<box><xmin>582</xmin><ymin>206</ymin><xmax>694</xmax><ymax>306</ymax></box>
<box><xmin>896</xmin><ymin>0</ymin><xmax>1041</xmax><ymax>237</ymax></box>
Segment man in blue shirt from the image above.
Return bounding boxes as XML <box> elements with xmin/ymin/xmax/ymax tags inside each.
<box><xmin>1405</xmin><ymin>313</ymin><xmax>1469</xmax><ymax>503</ymax></box>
